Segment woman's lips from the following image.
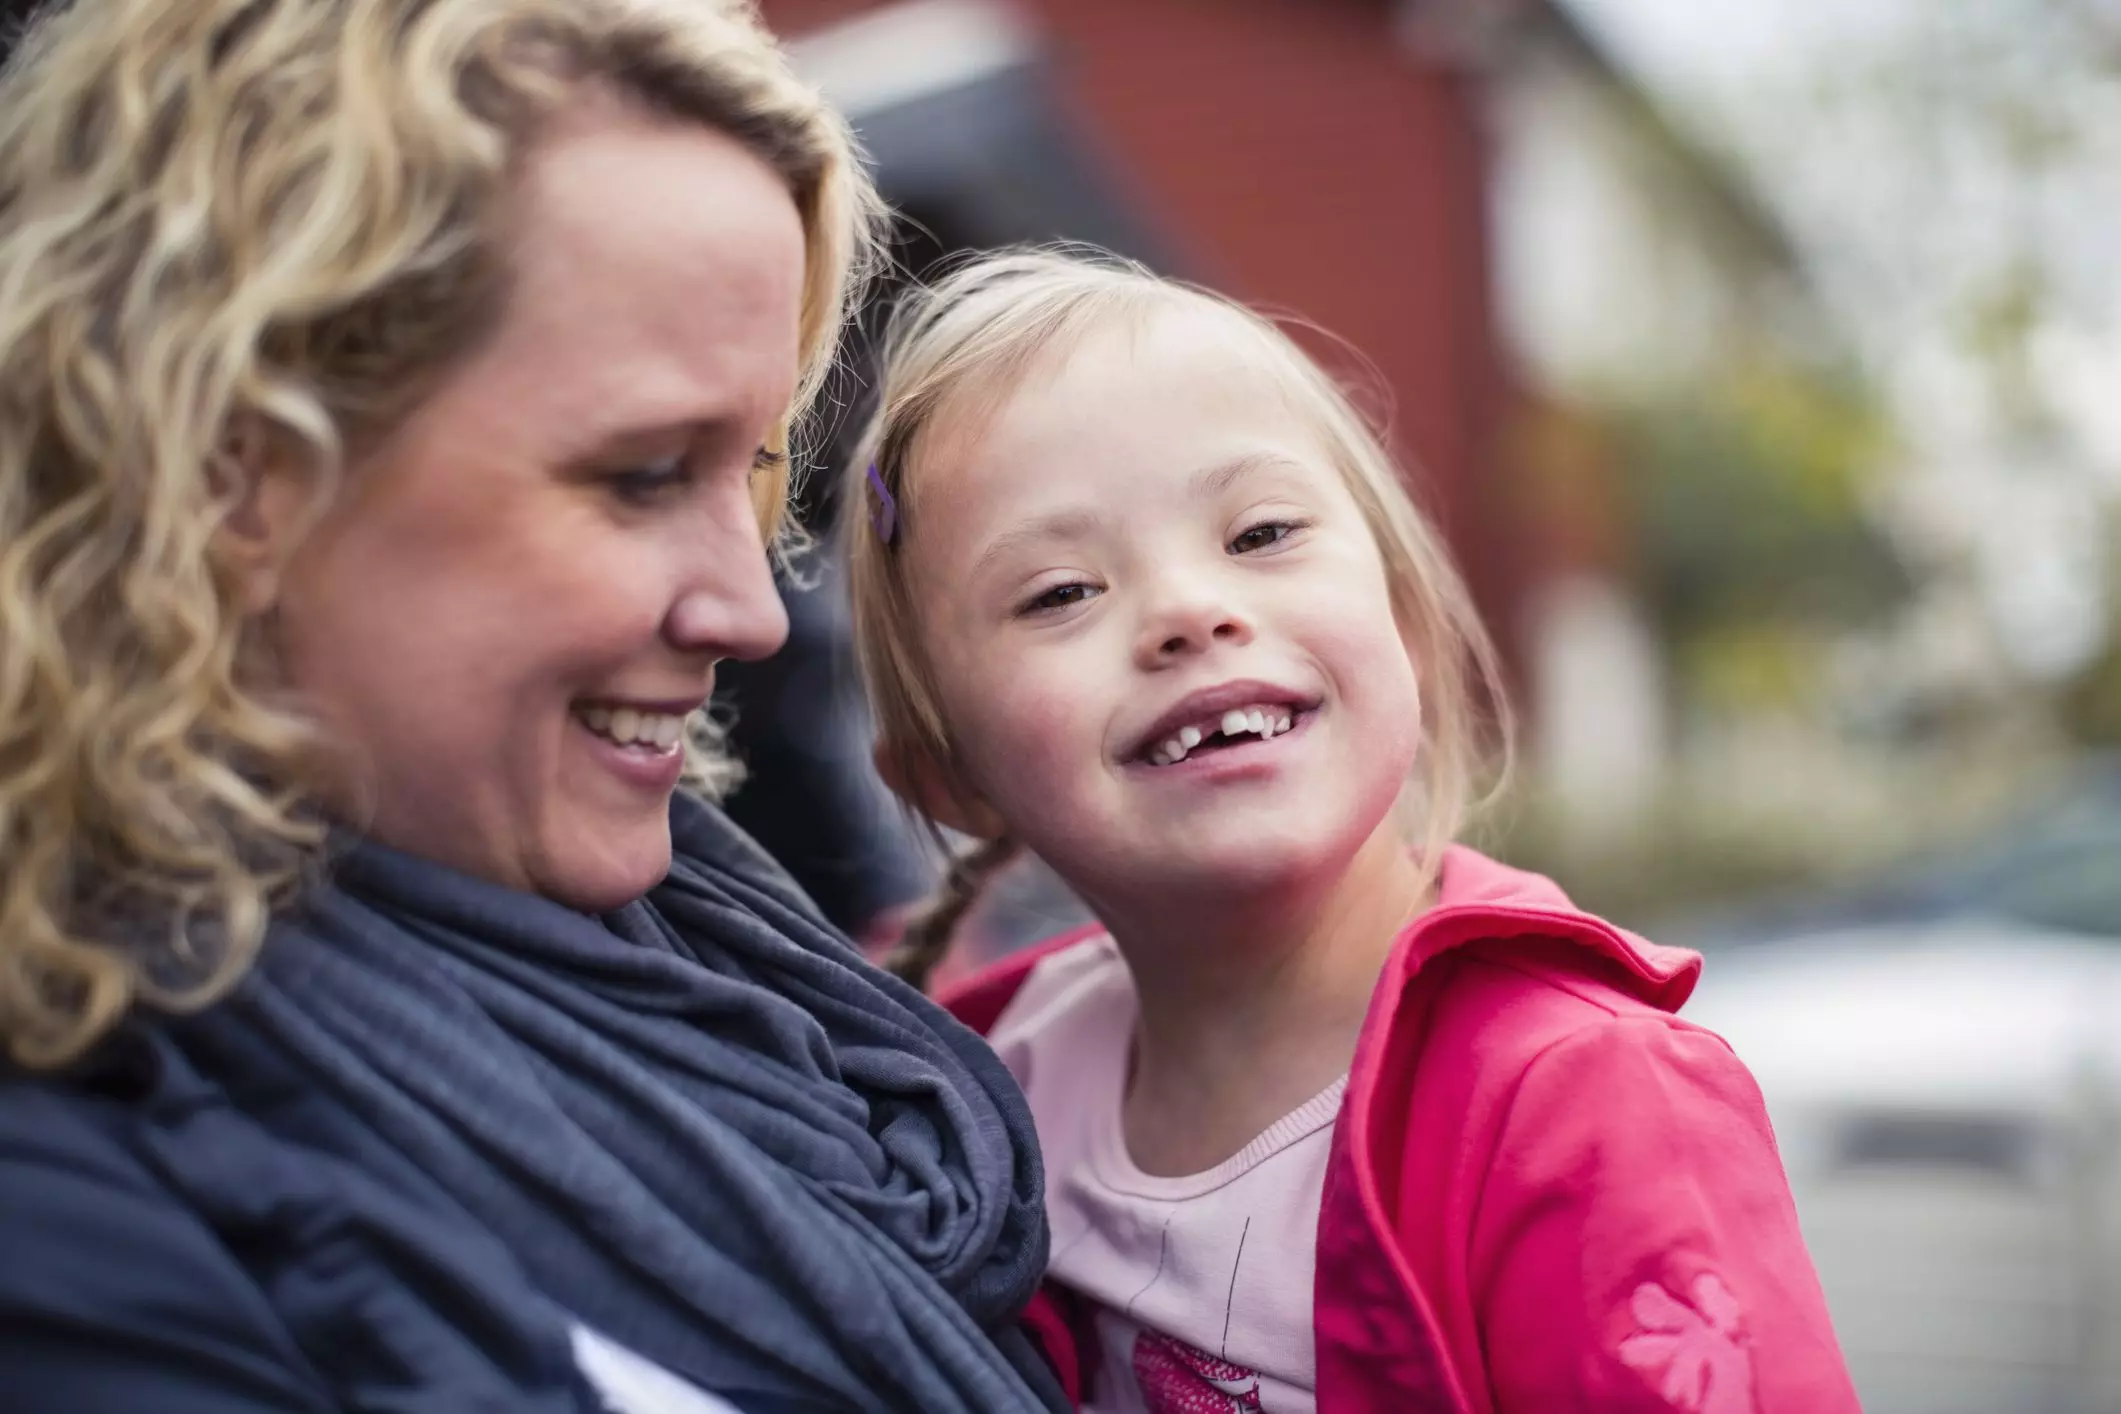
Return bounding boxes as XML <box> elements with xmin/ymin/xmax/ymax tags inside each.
<box><xmin>571</xmin><ymin>706</ymin><xmax>687</xmax><ymax>792</ymax></box>
<box><xmin>575</xmin><ymin>702</ymin><xmax>688</xmax><ymax>752</ymax></box>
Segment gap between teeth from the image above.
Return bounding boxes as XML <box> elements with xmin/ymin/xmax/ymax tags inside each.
<box><xmin>578</xmin><ymin>704</ymin><xmax>687</xmax><ymax>751</ymax></box>
<box><xmin>1151</xmin><ymin>707</ymin><xmax>1295</xmax><ymax>765</ymax></box>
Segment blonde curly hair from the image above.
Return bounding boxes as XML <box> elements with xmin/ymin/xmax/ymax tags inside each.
<box><xmin>0</xmin><ymin>0</ymin><xmax>883</xmax><ymax>1069</ymax></box>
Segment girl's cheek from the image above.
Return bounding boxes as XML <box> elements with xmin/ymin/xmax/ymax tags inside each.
<box><xmin>981</xmin><ymin>678</ymin><xmax>1074</xmax><ymax>764</ymax></box>
<box><xmin>956</xmin><ymin>669</ymin><xmax>1091</xmax><ymax>796</ymax></box>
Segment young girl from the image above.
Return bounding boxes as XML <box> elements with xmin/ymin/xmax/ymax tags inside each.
<box><xmin>844</xmin><ymin>249</ymin><xmax>1858</xmax><ymax>1414</ymax></box>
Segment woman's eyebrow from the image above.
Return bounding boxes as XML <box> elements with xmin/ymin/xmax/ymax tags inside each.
<box><xmin>572</xmin><ymin>418</ymin><xmax>697</xmax><ymax>459</ymax></box>
<box><xmin>558</xmin><ymin>409</ymin><xmax>752</xmax><ymax>469</ymax></box>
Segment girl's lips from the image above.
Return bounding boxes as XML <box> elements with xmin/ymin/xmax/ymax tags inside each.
<box><xmin>1123</xmin><ymin>679</ymin><xmax>1320</xmax><ymax>762</ymax></box>
<box><xmin>1139</xmin><ymin>703</ymin><xmax>1299</xmax><ymax>766</ymax></box>
<box><xmin>1126</xmin><ymin>705</ymin><xmax>1316</xmax><ymax>779</ymax></box>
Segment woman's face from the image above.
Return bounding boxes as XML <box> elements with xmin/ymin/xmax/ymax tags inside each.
<box><xmin>271</xmin><ymin>95</ymin><xmax>803</xmax><ymax>908</ymax></box>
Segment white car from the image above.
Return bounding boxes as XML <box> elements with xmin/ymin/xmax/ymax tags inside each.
<box><xmin>1685</xmin><ymin>919</ymin><xmax>2121</xmax><ymax>1414</ymax></box>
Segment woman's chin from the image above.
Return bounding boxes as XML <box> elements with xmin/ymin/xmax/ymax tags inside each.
<box><xmin>533</xmin><ymin>822</ymin><xmax>673</xmax><ymax>912</ymax></box>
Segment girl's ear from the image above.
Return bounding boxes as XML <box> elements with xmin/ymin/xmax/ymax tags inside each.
<box><xmin>872</xmin><ymin>738</ymin><xmax>1007</xmax><ymax>840</ymax></box>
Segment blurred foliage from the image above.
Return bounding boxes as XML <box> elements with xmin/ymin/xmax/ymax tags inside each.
<box><xmin>1492</xmin><ymin>790</ymin><xmax>1829</xmax><ymax>929</ymax></box>
<box><xmin>2062</xmin><ymin>591</ymin><xmax>2121</xmax><ymax>747</ymax></box>
<box><xmin>1491</xmin><ymin>728</ymin><xmax>2066</xmax><ymax>931</ymax></box>
<box><xmin>1754</xmin><ymin>0</ymin><xmax>2121</xmax><ymax>438</ymax></box>
<box><xmin>1677</xmin><ymin>623</ymin><xmax>1815</xmax><ymax>717</ymax></box>
<box><xmin>1500</xmin><ymin>0</ymin><xmax>2121</xmax><ymax>920</ymax></box>
<box><xmin>1609</xmin><ymin>355</ymin><xmax>1908</xmax><ymax>660</ymax></box>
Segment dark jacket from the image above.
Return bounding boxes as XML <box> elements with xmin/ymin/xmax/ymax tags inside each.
<box><xmin>0</xmin><ymin>801</ymin><xmax>1050</xmax><ymax>1413</ymax></box>
<box><xmin>0</xmin><ymin>1023</ymin><xmax>728</xmax><ymax>1412</ymax></box>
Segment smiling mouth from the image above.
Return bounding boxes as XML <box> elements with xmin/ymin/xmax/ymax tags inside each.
<box><xmin>1143</xmin><ymin>704</ymin><xmax>1304</xmax><ymax>767</ymax></box>
<box><xmin>575</xmin><ymin>703</ymin><xmax>688</xmax><ymax>755</ymax></box>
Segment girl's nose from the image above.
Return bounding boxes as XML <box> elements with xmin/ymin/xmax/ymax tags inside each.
<box><xmin>1134</xmin><ymin>584</ymin><xmax>1254</xmax><ymax>668</ymax></box>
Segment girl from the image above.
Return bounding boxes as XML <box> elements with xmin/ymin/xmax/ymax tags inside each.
<box><xmin>844</xmin><ymin>248</ymin><xmax>1858</xmax><ymax>1414</ymax></box>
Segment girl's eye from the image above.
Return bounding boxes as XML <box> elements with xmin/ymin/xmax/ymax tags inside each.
<box><xmin>608</xmin><ymin>455</ymin><xmax>692</xmax><ymax>506</ymax></box>
<box><xmin>1230</xmin><ymin>519</ymin><xmax>1306</xmax><ymax>554</ymax></box>
<box><xmin>1020</xmin><ymin>582</ymin><xmax>1100</xmax><ymax>616</ymax></box>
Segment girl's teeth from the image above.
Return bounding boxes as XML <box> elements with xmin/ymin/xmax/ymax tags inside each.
<box><xmin>1153</xmin><ymin>705</ymin><xmax>1303</xmax><ymax>764</ymax></box>
<box><xmin>610</xmin><ymin>707</ymin><xmax>641</xmax><ymax>744</ymax></box>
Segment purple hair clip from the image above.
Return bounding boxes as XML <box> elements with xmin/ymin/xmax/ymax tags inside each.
<box><xmin>866</xmin><ymin>462</ymin><xmax>899</xmax><ymax>547</ymax></box>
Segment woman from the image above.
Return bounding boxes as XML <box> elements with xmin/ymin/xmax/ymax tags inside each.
<box><xmin>0</xmin><ymin>1</ymin><xmax>1062</xmax><ymax>1411</ymax></box>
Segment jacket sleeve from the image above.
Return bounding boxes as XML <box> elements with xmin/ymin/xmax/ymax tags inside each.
<box><xmin>1469</xmin><ymin>1016</ymin><xmax>1861</xmax><ymax>1414</ymax></box>
<box><xmin>0</xmin><ymin>1084</ymin><xmax>334</xmax><ymax>1413</ymax></box>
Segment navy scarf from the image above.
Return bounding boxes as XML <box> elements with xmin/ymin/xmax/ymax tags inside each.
<box><xmin>162</xmin><ymin>793</ymin><xmax>1063</xmax><ymax>1412</ymax></box>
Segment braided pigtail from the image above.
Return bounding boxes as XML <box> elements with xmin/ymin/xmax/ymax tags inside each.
<box><xmin>885</xmin><ymin>836</ymin><xmax>1022</xmax><ymax>993</ymax></box>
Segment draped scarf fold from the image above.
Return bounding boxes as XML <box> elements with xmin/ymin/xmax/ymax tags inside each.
<box><xmin>169</xmin><ymin>793</ymin><xmax>1062</xmax><ymax>1413</ymax></box>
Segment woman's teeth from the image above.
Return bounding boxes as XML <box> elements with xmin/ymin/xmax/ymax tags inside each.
<box><xmin>1148</xmin><ymin>706</ymin><xmax>1296</xmax><ymax>766</ymax></box>
<box><xmin>577</xmin><ymin>704</ymin><xmax>686</xmax><ymax>752</ymax></box>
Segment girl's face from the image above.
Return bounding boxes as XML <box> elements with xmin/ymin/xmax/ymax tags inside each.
<box><xmin>900</xmin><ymin>305</ymin><xmax>1425</xmax><ymax>920</ymax></box>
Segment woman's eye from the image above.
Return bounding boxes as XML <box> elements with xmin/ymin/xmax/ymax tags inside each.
<box><xmin>1020</xmin><ymin>582</ymin><xmax>1100</xmax><ymax>616</ymax></box>
<box><xmin>608</xmin><ymin>456</ymin><xmax>692</xmax><ymax>505</ymax></box>
<box><xmin>1230</xmin><ymin>519</ymin><xmax>1305</xmax><ymax>554</ymax></box>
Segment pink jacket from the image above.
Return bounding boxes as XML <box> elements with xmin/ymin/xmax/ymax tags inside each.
<box><xmin>943</xmin><ymin>846</ymin><xmax>1860</xmax><ymax>1413</ymax></box>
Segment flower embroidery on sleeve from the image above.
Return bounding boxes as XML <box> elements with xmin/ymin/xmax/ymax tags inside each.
<box><xmin>1132</xmin><ymin>1330</ymin><xmax>1264</xmax><ymax>1414</ymax></box>
<box><xmin>1615</xmin><ymin>1273</ymin><xmax>1756</xmax><ymax>1414</ymax></box>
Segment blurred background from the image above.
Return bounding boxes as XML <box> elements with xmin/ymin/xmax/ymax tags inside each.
<box><xmin>716</xmin><ymin>1</ymin><xmax>2121</xmax><ymax>1408</ymax></box>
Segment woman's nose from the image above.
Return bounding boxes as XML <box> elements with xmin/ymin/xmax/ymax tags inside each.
<box><xmin>663</xmin><ymin>489</ymin><xmax>791</xmax><ymax>663</ymax></box>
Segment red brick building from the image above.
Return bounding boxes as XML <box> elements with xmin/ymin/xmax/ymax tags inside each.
<box><xmin>760</xmin><ymin>0</ymin><xmax>1525</xmax><ymax>660</ymax></box>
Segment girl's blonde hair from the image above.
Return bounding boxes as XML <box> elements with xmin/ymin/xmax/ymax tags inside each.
<box><xmin>846</xmin><ymin>248</ymin><xmax>1512</xmax><ymax>986</ymax></box>
<box><xmin>0</xmin><ymin>0</ymin><xmax>884</xmax><ymax>1069</ymax></box>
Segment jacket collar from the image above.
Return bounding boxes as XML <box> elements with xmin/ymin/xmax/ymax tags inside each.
<box><xmin>1419</xmin><ymin>845</ymin><xmax>1701</xmax><ymax>1012</ymax></box>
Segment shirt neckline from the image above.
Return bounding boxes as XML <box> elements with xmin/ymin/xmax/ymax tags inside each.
<box><xmin>1080</xmin><ymin>961</ymin><xmax>1349</xmax><ymax>1201</ymax></box>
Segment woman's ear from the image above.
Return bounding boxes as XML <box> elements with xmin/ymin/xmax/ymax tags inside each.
<box><xmin>210</xmin><ymin>414</ymin><xmax>319</xmax><ymax>616</ymax></box>
<box><xmin>872</xmin><ymin>738</ymin><xmax>1007</xmax><ymax>840</ymax></box>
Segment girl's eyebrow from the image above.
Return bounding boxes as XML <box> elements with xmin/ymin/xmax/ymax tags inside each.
<box><xmin>972</xmin><ymin>506</ymin><xmax>1106</xmax><ymax>577</ymax></box>
<box><xmin>1192</xmin><ymin>449</ymin><xmax>1313</xmax><ymax>497</ymax></box>
<box><xmin>970</xmin><ymin>452</ymin><xmax>1312</xmax><ymax>577</ymax></box>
